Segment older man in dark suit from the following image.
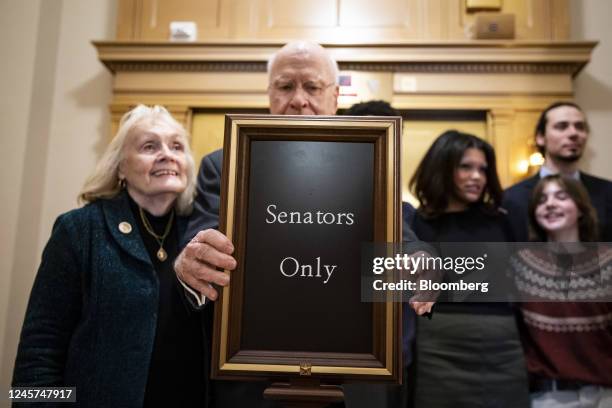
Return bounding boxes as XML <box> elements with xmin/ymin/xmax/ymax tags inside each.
<box><xmin>503</xmin><ymin>101</ymin><xmax>612</xmax><ymax>241</ymax></box>
<box><xmin>174</xmin><ymin>42</ymin><xmax>427</xmax><ymax>408</ymax></box>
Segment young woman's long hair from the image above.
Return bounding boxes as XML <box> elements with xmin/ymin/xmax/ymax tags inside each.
<box><xmin>528</xmin><ymin>174</ymin><xmax>598</xmax><ymax>242</ymax></box>
<box><xmin>409</xmin><ymin>130</ymin><xmax>503</xmax><ymax>218</ymax></box>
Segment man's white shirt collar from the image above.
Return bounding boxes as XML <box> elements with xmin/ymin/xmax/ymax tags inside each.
<box><xmin>539</xmin><ymin>165</ymin><xmax>581</xmax><ymax>181</ymax></box>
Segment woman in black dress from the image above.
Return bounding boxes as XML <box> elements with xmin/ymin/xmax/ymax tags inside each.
<box><xmin>408</xmin><ymin>130</ymin><xmax>529</xmax><ymax>408</ymax></box>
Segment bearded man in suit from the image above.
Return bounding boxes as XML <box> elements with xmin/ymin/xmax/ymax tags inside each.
<box><xmin>504</xmin><ymin>101</ymin><xmax>612</xmax><ymax>241</ymax></box>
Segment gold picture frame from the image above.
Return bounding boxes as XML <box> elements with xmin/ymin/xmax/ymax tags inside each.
<box><xmin>212</xmin><ymin>114</ymin><xmax>402</xmax><ymax>383</ymax></box>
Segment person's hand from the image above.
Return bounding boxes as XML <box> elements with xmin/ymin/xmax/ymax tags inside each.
<box><xmin>403</xmin><ymin>250</ymin><xmax>437</xmax><ymax>315</ymax></box>
<box><xmin>174</xmin><ymin>229</ymin><xmax>237</xmax><ymax>301</ymax></box>
<box><xmin>409</xmin><ymin>301</ymin><xmax>434</xmax><ymax>316</ymax></box>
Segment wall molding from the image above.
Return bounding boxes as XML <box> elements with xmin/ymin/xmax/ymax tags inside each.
<box><xmin>93</xmin><ymin>40</ymin><xmax>597</xmax><ymax>76</ymax></box>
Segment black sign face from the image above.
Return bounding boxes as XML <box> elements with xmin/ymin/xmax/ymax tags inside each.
<box><xmin>242</xmin><ymin>140</ymin><xmax>374</xmax><ymax>353</ymax></box>
<box><xmin>212</xmin><ymin>115</ymin><xmax>401</xmax><ymax>383</ymax></box>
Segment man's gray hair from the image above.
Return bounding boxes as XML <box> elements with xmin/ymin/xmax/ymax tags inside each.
<box><xmin>267</xmin><ymin>41</ymin><xmax>339</xmax><ymax>85</ymax></box>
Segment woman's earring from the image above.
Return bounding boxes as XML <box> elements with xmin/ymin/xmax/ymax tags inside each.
<box><xmin>119</xmin><ymin>178</ymin><xmax>126</xmax><ymax>189</ymax></box>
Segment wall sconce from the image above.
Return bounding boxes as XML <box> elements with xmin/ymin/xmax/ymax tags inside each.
<box><xmin>529</xmin><ymin>152</ymin><xmax>545</xmax><ymax>167</ymax></box>
<box><xmin>517</xmin><ymin>159</ymin><xmax>530</xmax><ymax>175</ymax></box>
<box><xmin>517</xmin><ymin>152</ymin><xmax>545</xmax><ymax>176</ymax></box>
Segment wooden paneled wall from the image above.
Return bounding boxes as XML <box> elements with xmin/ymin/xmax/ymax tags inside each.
<box><xmin>98</xmin><ymin>0</ymin><xmax>594</xmax><ymax>187</ymax></box>
<box><xmin>116</xmin><ymin>0</ymin><xmax>569</xmax><ymax>42</ymax></box>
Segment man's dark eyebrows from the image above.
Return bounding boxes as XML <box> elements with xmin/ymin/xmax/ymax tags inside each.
<box><xmin>555</xmin><ymin>120</ymin><xmax>586</xmax><ymax>125</ymax></box>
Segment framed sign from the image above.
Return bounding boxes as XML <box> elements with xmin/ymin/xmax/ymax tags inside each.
<box><xmin>212</xmin><ymin>114</ymin><xmax>402</xmax><ymax>383</ymax></box>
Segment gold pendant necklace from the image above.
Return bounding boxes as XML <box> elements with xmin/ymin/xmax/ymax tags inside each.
<box><xmin>156</xmin><ymin>247</ymin><xmax>168</xmax><ymax>262</ymax></box>
<box><xmin>139</xmin><ymin>206</ymin><xmax>174</xmax><ymax>262</ymax></box>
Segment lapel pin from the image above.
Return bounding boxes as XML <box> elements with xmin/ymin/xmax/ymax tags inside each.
<box><xmin>118</xmin><ymin>222</ymin><xmax>132</xmax><ymax>234</ymax></box>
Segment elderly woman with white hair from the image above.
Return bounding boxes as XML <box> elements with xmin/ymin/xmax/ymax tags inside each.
<box><xmin>12</xmin><ymin>105</ymin><xmax>211</xmax><ymax>407</ymax></box>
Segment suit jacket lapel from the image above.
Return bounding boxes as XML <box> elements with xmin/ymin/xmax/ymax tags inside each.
<box><xmin>580</xmin><ymin>172</ymin><xmax>606</xmax><ymax>217</ymax></box>
<box><xmin>522</xmin><ymin>174</ymin><xmax>539</xmax><ymax>195</ymax></box>
<box><xmin>101</xmin><ymin>191</ymin><xmax>152</xmax><ymax>266</ymax></box>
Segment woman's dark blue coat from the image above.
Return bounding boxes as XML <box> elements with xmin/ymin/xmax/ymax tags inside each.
<box><xmin>12</xmin><ymin>191</ymin><xmax>210</xmax><ymax>407</ymax></box>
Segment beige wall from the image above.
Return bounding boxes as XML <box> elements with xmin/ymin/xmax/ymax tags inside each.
<box><xmin>571</xmin><ymin>0</ymin><xmax>612</xmax><ymax>179</ymax></box>
<box><xmin>0</xmin><ymin>0</ymin><xmax>115</xmax><ymax>401</ymax></box>
<box><xmin>0</xmin><ymin>0</ymin><xmax>43</xmax><ymax>395</ymax></box>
